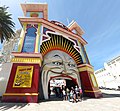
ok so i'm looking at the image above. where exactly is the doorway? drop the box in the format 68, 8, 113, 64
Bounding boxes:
48, 77, 78, 100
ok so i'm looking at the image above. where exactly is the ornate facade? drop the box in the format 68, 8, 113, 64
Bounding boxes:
1, 3, 102, 103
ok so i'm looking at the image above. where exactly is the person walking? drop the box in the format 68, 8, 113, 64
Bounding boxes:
66, 88, 70, 101
71, 87, 77, 103
70, 89, 73, 102
78, 87, 83, 101
75, 85, 79, 101
62, 89, 66, 101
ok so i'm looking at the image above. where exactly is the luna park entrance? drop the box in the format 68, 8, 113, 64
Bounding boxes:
48, 77, 78, 100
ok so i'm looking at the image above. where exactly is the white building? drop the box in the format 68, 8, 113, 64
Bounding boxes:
1, 29, 21, 62
0, 30, 21, 96
95, 56, 120, 90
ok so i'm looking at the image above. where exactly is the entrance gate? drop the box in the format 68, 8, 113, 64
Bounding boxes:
48, 77, 78, 99
40, 50, 81, 99
2, 3, 102, 103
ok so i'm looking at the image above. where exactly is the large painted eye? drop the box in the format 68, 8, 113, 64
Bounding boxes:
52, 61, 62, 65
68, 63, 75, 67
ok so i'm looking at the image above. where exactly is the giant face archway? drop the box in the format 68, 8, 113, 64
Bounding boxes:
40, 33, 83, 99
1, 4, 102, 103
41, 50, 81, 99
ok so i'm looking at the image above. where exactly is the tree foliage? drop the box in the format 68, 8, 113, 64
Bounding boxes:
0, 6, 15, 43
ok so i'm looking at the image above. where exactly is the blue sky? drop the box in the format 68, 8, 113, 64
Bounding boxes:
0, 0, 120, 70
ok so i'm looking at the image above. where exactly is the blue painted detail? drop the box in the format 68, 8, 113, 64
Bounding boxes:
26, 12, 30, 17
22, 27, 37, 53
43, 27, 48, 34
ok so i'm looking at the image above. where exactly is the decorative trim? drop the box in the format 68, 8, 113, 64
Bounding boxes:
89, 73, 99, 88
3, 93, 38, 96
78, 63, 93, 68
78, 66, 94, 72
11, 52, 42, 58
40, 33, 83, 65
35, 23, 41, 53
11, 57, 42, 65
18, 18, 87, 45
84, 90, 101, 93
18, 23, 27, 52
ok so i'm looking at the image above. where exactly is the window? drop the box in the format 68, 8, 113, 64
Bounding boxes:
22, 26, 37, 53
26, 11, 43, 18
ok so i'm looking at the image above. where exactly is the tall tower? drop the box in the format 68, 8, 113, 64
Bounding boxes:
2, 3, 102, 103
2, 3, 47, 103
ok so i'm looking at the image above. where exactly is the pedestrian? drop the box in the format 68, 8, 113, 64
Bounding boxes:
73, 88, 77, 103
78, 87, 83, 101
75, 85, 79, 101
70, 89, 73, 102
62, 88, 66, 101
66, 88, 70, 101
71, 87, 77, 103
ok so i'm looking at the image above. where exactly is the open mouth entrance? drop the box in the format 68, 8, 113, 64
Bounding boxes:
48, 77, 78, 100
40, 50, 82, 100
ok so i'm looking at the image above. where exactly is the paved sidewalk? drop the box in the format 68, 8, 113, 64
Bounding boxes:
0, 89, 120, 111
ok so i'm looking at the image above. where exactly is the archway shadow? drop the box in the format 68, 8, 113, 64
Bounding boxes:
38, 94, 89, 103
38, 97, 88, 103
0, 96, 89, 111
0, 97, 28, 111
39, 98, 63, 103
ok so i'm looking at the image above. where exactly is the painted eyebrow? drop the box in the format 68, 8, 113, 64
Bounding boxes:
53, 54, 62, 60
54, 54, 61, 57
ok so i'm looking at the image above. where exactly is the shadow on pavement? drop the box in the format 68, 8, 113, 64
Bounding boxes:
102, 93, 120, 98
0, 96, 88, 110
39, 97, 63, 103
0, 97, 28, 111
39, 95, 88, 103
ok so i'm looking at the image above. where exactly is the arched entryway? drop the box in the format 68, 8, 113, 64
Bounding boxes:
48, 75, 78, 99
40, 50, 82, 99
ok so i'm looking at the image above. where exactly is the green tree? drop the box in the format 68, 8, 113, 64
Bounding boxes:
0, 6, 15, 43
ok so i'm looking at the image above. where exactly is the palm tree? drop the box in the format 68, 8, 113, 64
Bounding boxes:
0, 6, 15, 43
